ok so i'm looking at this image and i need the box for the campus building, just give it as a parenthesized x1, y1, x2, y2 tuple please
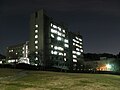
(6, 41, 29, 64)
(29, 9, 84, 71)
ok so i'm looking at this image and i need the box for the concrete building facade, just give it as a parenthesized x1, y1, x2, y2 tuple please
(29, 9, 84, 71)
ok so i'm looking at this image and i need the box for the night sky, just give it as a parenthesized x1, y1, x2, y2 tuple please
(1, 0, 120, 55)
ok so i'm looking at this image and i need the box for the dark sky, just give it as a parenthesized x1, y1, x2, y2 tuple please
(1, 0, 120, 55)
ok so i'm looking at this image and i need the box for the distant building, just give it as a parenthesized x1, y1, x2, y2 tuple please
(0, 54, 6, 64)
(29, 9, 84, 71)
(6, 41, 29, 64)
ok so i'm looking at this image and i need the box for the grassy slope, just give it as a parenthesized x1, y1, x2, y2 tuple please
(0, 68, 120, 90)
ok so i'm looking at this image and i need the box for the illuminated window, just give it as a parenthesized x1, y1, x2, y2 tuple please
(58, 32, 62, 36)
(22, 51, 24, 54)
(51, 50, 54, 54)
(76, 48, 80, 51)
(73, 59, 77, 62)
(54, 46, 58, 50)
(35, 24, 38, 28)
(73, 43, 75, 45)
(51, 23, 53, 27)
(64, 39, 68, 43)
(53, 51, 57, 55)
(80, 49, 83, 52)
(59, 52, 63, 56)
(72, 51, 76, 54)
(51, 29, 57, 34)
(51, 34, 54, 38)
(76, 37, 79, 40)
(35, 57, 38, 60)
(53, 24, 57, 28)
(35, 46, 38, 49)
(62, 34, 65, 37)
(51, 45, 53, 48)
(80, 42, 82, 45)
(57, 37, 62, 41)
(76, 52, 81, 55)
(64, 58, 66, 61)
(80, 46, 82, 48)
(64, 53, 66, 56)
(64, 44, 69, 48)
(9, 50, 13, 52)
(16, 53, 18, 55)
(35, 52, 38, 54)
(63, 30, 65, 33)
(79, 38, 82, 41)
(58, 27, 61, 31)
(35, 35, 38, 39)
(73, 55, 77, 58)
(35, 40, 38, 44)
(35, 30, 38, 33)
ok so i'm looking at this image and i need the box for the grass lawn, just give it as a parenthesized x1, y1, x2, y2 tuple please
(0, 68, 120, 90)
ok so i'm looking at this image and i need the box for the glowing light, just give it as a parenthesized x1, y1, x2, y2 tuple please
(35, 30, 38, 33)
(35, 40, 38, 44)
(64, 44, 69, 48)
(106, 64, 111, 69)
(35, 35, 38, 39)
(35, 24, 38, 28)
(57, 37, 62, 41)
(51, 34, 54, 38)
(64, 39, 68, 43)
(73, 59, 77, 62)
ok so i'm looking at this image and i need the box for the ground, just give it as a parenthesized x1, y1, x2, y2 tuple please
(0, 68, 120, 90)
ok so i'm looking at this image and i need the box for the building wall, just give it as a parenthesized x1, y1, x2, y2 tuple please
(6, 41, 29, 64)
(29, 9, 84, 71)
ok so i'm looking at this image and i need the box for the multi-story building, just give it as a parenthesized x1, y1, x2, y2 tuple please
(6, 41, 29, 64)
(29, 9, 84, 71)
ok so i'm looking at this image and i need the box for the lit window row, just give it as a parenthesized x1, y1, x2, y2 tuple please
(51, 23, 66, 33)
(64, 44, 69, 48)
(73, 59, 77, 62)
(75, 37, 82, 41)
(51, 29, 65, 37)
(9, 50, 13, 52)
(73, 39, 79, 43)
(72, 51, 81, 55)
(51, 50, 64, 56)
(73, 43, 82, 48)
(54, 46, 64, 51)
